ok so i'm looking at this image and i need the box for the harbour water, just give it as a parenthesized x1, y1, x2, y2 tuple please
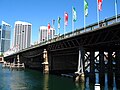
(0, 64, 118, 90)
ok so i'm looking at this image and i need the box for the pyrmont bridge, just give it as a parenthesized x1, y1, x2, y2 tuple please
(4, 15, 120, 88)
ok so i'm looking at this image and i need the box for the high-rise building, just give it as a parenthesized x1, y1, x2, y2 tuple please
(39, 26, 55, 42)
(0, 21, 11, 54)
(14, 21, 32, 50)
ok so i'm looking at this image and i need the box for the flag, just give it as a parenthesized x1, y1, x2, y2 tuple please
(72, 7, 77, 22)
(84, 0, 88, 17)
(98, 0, 103, 11)
(48, 23, 50, 34)
(58, 17, 61, 29)
(64, 12, 68, 26)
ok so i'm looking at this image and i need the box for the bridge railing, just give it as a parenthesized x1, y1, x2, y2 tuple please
(22, 14, 120, 51)
(44, 14, 120, 44)
(5, 15, 120, 57)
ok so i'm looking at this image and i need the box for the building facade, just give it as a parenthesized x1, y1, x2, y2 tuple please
(14, 21, 32, 50)
(39, 26, 55, 42)
(0, 21, 11, 54)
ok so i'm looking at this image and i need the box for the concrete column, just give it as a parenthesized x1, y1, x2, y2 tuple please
(42, 49, 49, 74)
(115, 50, 120, 89)
(75, 48, 85, 83)
(99, 50, 105, 86)
(89, 50, 95, 84)
(17, 54, 20, 64)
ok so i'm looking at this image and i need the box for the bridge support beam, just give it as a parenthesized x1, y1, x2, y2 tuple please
(42, 49, 49, 74)
(115, 50, 120, 89)
(89, 50, 95, 84)
(107, 51, 113, 87)
(75, 48, 85, 83)
(99, 50, 105, 86)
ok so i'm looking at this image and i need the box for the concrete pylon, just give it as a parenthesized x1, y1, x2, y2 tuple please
(42, 49, 49, 74)
(17, 55, 20, 63)
(75, 49, 85, 82)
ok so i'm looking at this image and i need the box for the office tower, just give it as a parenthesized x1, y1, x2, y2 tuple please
(14, 21, 32, 50)
(39, 26, 55, 42)
(0, 21, 11, 54)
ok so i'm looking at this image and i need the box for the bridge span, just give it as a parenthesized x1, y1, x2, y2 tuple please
(4, 15, 120, 86)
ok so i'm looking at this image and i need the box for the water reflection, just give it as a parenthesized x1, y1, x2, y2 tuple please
(10, 71, 28, 90)
(75, 82, 85, 90)
(0, 64, 119, 90)
(43, 74, 49, 90)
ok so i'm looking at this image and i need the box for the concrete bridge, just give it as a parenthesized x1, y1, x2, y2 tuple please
(4, 15, 120, 86)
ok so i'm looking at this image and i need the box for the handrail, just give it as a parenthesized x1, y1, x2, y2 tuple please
(41, 14, 120, 45)
(29, 14, 120, 50)
(4, 14, 120, 56)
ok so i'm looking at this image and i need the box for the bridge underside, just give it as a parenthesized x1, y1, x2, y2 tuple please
(49, 48, 78, 74)
(47, 23, 120, 74)
(48, 23, 120, 51)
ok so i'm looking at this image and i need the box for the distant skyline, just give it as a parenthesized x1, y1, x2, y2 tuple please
(0, 0, 120, 46)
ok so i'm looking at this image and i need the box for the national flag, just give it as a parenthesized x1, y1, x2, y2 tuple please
(48, 23, 50, 34)
(72, 7, 77, 22)
(84, 0, 88, 17)
(58, 17, 61, 29)
(98, 0, 103, 11)
(64, 12, 68, 26)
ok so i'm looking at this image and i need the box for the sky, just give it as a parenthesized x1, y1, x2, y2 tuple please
(0, 0, 120, 46)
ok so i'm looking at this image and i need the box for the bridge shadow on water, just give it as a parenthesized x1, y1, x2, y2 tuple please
(0, 62, 120, 90)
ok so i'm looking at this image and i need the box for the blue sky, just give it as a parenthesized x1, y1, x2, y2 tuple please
(0, 0, 120, 46)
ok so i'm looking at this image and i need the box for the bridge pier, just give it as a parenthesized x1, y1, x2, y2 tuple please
(42, 49, 49, 74)
(99, 50, 105, 87)
(115, 50, 120, 89)
(12, 54, 20, 64)
(89, 50, 95, 84)
(107, 50, 113, 87)
(75, 48, 85, 83)
(17, 55, 20, 64)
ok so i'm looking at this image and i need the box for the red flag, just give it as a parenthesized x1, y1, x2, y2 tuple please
(64, 12, 68, 26)
(48, 23, 50, 34)
(98, 0, 102, 11)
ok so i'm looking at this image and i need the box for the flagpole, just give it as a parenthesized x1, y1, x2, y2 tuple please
(73, 20, 74, 34)
(57, 27, 59, 36)
(84, 11, 86, 31)
(58, 17, 60, 36)
(58, 28, 60, 36)
(97, 0, 100, 27)
(115, 0, 118, 22)
(52, 20, 53, 39)
(84, 1, 86, 31)
(72, 6, 74, 35)
(64, 22, 66, 37)
(52, 20, 54, 39)
(47, 23, 50, 41)
(64, 12, 66, 37)
(47, 28, 48, 41)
